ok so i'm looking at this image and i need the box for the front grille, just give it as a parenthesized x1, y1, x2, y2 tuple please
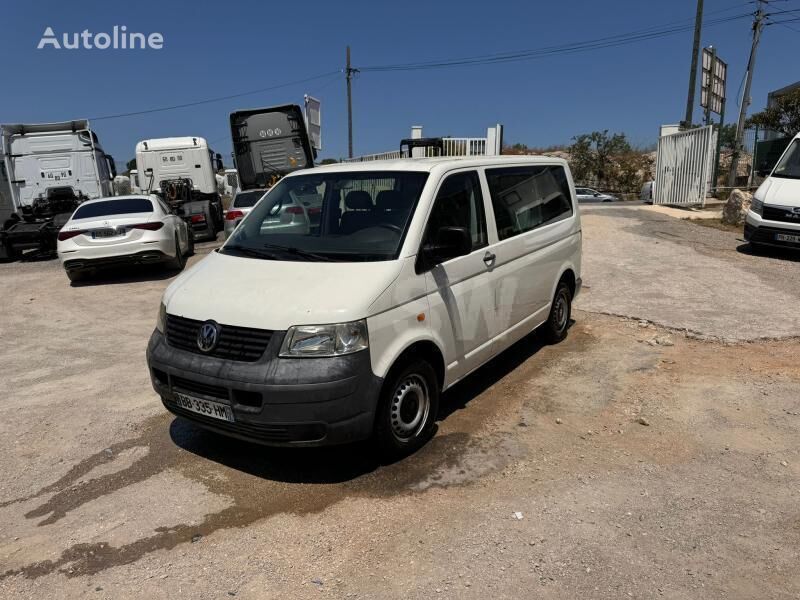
(165, 314, 273, 362)
(172, 375, 228, 400)
(762, 205, 800, 224)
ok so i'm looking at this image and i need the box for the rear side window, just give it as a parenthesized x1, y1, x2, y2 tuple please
(424, 171, 487, 251)
(233, 190, 265, 208)
(485, 165, 573, 241)
(73, 198, 153, 219)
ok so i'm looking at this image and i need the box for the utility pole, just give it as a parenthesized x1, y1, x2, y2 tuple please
(683, 0, 704, 129)
(345, 46, 357, 159)
(728, 1, 766, 187)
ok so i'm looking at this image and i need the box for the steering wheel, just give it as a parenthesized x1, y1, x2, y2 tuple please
(375, 223, 402, 234)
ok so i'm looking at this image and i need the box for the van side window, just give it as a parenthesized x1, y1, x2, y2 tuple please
(424, 171, 487, 251)
(485, 165, 573, 241)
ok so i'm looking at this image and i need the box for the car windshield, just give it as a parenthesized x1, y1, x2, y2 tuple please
(233, 190, 266, 208)
(772, 140, 800, 180)
(73, 198, 153, 219)
(223, 171, 429, 262)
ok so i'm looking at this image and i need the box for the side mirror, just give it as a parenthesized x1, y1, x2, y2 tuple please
(423, 226, 471, 266)
(174, 206, 186, 216)
(756, 162, 771, 178)
(594, 192, 601, 197)
(106, 155, 117, 178)
(215, 153, 224, 172)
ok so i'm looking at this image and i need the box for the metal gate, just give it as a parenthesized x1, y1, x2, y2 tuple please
(654, 125, 717, 206)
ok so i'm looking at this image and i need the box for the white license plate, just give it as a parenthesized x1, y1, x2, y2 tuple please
(91, 229, 120, 239)
(173, 392, 234, 422)
(775, 233, 800, 243)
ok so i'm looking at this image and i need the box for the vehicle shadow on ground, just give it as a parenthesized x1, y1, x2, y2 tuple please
(169, 325, 561, 485)
(736, 243, 800, 262)
(69, 264, 181, 287)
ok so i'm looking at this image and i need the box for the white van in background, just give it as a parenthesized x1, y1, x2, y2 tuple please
(147, 157, 582, 458)
(745, 132, 800, 250)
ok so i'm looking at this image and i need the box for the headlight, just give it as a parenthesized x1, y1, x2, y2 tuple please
(156, 301, 166, 333)
(750, 197, 764, 216)
(280, 319, 368, 357)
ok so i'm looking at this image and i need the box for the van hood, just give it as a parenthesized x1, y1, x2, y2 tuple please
(163, 250, 403, 330)
(757, 177, 800, 208)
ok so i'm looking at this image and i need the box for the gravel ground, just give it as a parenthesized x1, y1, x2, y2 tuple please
(1, 209, 799, 599)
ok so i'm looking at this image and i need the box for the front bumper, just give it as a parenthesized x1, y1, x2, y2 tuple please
(146, 329, 382, 446)
(744, 212, 800, 250)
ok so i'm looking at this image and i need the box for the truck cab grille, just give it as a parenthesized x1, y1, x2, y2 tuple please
(165, 314, 272, 362)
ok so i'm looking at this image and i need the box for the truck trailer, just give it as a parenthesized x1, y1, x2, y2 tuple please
(135, 137, 224, 240)
(0, 120, 116, 260)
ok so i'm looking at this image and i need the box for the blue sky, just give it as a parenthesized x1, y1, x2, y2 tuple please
(0, 0, 796, 167)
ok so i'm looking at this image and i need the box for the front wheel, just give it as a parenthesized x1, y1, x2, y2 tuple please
(541, 281, 572, 344)
(374, 359, 439, 461)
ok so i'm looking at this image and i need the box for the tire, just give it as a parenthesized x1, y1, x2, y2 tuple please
(373, 359, 439, 460)
(186, 228, 195, 256)
(166, 233, 186, 271)
(541, 280, 572, 344)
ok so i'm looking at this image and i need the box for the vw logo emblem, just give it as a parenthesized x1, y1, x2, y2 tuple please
(197, 321, 220, 353)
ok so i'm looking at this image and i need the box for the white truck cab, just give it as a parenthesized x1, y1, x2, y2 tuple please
(147, 156, 582, 458)
(745, 132, 800, 250)
(135, 137, 225, 240)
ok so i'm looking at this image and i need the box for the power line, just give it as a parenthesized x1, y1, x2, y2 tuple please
(357, 13, 753, 73)
(88, 70, 341, 122)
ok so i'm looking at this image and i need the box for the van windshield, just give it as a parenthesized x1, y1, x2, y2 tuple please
(773, 140, 800, 180)
(222, 171, 429, 262)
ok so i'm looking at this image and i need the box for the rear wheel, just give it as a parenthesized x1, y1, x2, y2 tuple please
(166, 233, 186, 271)
(541, 280, 572, 344)
(186, 228, 195, 256)
(374, 359, 439, 460)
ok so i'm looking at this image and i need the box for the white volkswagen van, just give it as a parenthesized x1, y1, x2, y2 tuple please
(745, 132, 800, 250)
(147, 157, 582, 457)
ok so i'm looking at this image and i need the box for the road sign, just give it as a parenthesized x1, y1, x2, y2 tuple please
(701, 47, 727, 116)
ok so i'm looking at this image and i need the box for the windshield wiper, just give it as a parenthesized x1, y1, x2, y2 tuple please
(223, 244, 282, 260)
(262, 243, 338, 262)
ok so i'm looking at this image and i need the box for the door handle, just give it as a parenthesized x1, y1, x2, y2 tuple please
(482, 251, 496, 266)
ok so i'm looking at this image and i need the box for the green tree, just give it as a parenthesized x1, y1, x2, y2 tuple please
(717, 123, 737, 149)
(747, 88, 800, 138)
(126, 158, 137, 172)
(319, 158, 339, 165)
(569, 130, 632, 189)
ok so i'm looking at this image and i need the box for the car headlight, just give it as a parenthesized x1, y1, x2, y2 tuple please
(750, 197, 764, 216)
(279, 319, 368, 357)
(156, 301, 166, 333)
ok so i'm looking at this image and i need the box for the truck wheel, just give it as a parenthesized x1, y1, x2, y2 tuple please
(541, 281, 572, 344)
(166, 234, 186, 271)
(373, 359, 439, 461)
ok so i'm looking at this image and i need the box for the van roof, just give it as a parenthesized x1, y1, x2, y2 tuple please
(136, 137, 209, 151)
(290, 155, 569, 177)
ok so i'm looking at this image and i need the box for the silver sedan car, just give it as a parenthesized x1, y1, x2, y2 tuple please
(224, 189, 267, 239)
(224, 187, 322, 238)
(575, 187, 618, 202)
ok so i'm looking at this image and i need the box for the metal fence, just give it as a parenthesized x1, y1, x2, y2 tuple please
(654, 125, 717, 206)
(344, 136, 490, 163)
